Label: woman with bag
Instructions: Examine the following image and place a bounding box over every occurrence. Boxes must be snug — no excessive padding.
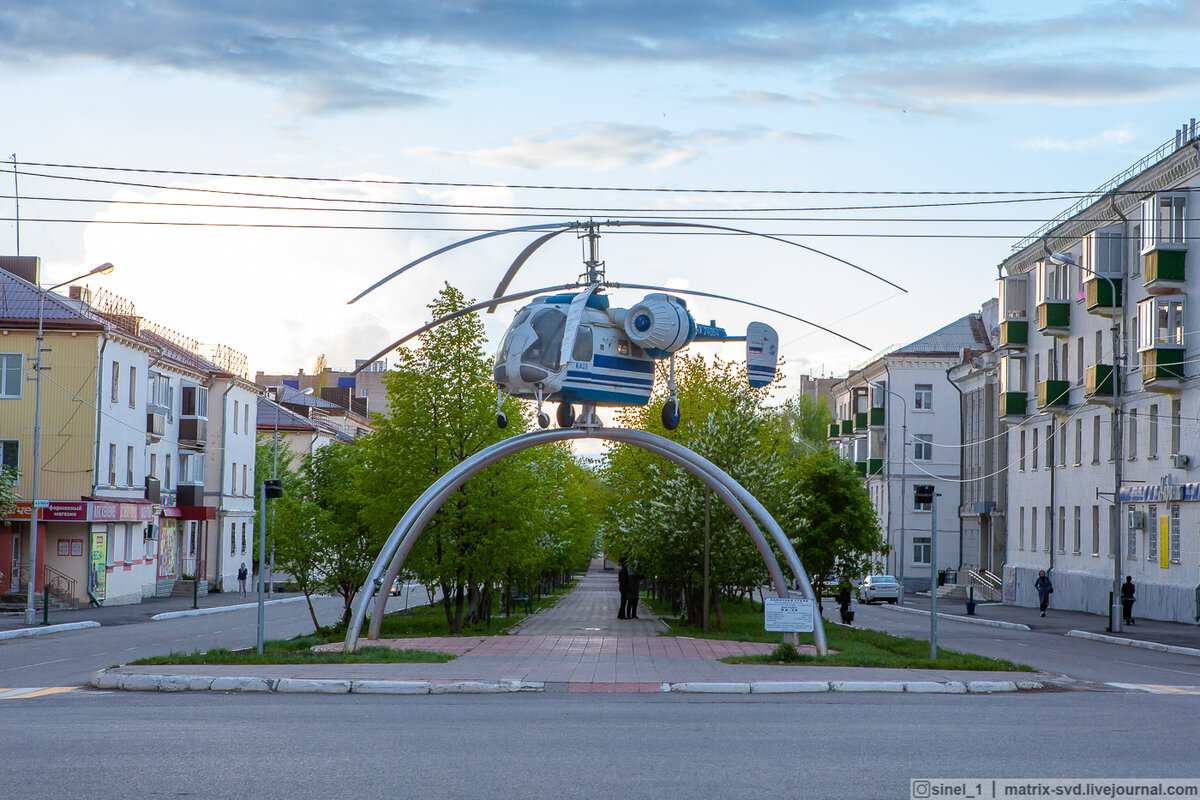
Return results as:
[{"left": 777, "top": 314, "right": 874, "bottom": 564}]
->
[{"left": 1034, "top": 569, "right": 1053, "bottom": 617}]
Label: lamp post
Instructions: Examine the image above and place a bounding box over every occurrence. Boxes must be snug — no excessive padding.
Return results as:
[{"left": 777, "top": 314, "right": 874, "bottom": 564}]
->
[
  {"left": 25, "top": 262, "right": 114, "bottom": 625},
  {"left": 1049, "top": 251, "right": 1123, "bottom": 632},
  {"left": 868, "top": 379, "right": 908, "bottom": 604}
]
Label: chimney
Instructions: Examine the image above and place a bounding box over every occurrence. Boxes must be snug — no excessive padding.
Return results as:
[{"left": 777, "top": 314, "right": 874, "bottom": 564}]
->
[{"left": 0, "top": 255, "right": 40, "bottom": 283}]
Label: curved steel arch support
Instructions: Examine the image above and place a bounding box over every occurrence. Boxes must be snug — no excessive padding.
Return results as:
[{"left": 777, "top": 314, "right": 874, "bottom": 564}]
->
[
  {"left": 345, "top": 428, "right": 827, "bottom": 654},
  {"left": 366, "top": 434, "right": 789, "bottom": 641}
]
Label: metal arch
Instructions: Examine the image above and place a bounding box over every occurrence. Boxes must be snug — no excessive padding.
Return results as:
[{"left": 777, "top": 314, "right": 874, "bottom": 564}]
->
[
  {"left": 365, "top": 432, "right": 788, "bottom": 642},
  {"left": 344, "top": 427, "right": 827, "bottom": 655}
]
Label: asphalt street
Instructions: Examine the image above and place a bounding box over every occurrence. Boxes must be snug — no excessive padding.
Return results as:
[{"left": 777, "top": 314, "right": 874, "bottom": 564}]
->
[{"left": 1, "top": 689, "right": 1195, "bottom": 800}]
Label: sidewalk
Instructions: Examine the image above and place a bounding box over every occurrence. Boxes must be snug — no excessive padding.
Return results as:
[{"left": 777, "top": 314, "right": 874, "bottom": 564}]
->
[
  {"left": 93, "top": 559, "right": 1060, "bottom": 695},
  {"left": 891, "top": 593, "right": 1200, "bottom": 651}
]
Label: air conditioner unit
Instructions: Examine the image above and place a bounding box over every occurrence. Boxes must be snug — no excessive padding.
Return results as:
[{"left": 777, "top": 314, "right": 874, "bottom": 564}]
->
[
  {"left": 1129, "top": 510, "right": 1146, "bottom": 531},
  {"left": 1172, "top": 453, "right": 1190, "bottom": 470}
]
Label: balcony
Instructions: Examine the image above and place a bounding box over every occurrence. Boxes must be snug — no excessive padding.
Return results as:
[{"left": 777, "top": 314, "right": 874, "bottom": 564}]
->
[
  {"left": 1000, "top": 391, "right": 1027, "bottom": 420},
  {"left": 1084, "top": 364, "right": 1117, "bottom": 402},
  {"left": 1036, "top": 301, "right": 1070, "bottom": 335},
  {"left": 1084, "top": 277, "right": 1122, "bottom": 316},
  {"left": 827, "top": 422, "right": 839, "bottom": 440},
  {"left": 1143, "top": 248, "right": 1186, "bottom": 295},
  {"left": 998, "top": 320, "right": 1028, "bottom": 349},
  {"left": 1141, "top": 347, "right": 1185, "bottom": 391},
  {"left": 1036, "top": 379, "right": 1070, "bottom": 410},
  {"left": 854, "top": 460, "right": 868, "bottom": 477},
  {"left": 854, "top": 411, "right": 868, "bottom": 432},
  {"left": 868, "top": 457, "right": 883, "bottom": 475},
  {"left": 146, "top": 411, "right": 166, "bottom": 440},
  {"left": 179, "top": 417, "right": 207, "bottom": 449},
  {"left": 869, "top": 407, "right": 885, "bottom": 427},
  {"left": 840, "top": 419, "right": 853, "bottom": 436},
  {"left": 177, "top": 483, "right": 205, "bottom": 507}
]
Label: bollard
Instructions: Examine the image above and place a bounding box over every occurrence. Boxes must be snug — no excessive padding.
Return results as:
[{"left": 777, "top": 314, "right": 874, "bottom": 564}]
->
[
  {"left": 193, "top": 577, "right": 199, "bottom": 610},
  {"left": 965, "top": 585, "right": 976, "bottom": 616}
]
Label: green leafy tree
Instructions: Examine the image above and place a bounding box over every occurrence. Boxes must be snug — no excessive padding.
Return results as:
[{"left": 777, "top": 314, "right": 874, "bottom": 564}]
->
[
  {"left": 0, "top": 466, "right": 17, "bottom": 521},
  {"left": 778, "top": 393, "right": 834, "bottom": 453}
]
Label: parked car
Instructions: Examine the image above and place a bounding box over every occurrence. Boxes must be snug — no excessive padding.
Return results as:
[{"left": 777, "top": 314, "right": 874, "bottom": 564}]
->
[{"left": 856, "top": 575, "right": 899, "bottom": 604}]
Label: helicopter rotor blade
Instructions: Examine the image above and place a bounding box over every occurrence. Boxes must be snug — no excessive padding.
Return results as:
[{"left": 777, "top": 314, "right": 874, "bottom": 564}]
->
[
  {"left": 348, "top": 222, "right": 574, "bottom": 305},
  {"left": 351, "top": 282, "right": 581, "bottom": 375},
  {"left": 606, "top": 281, "right": 871, "bottom": 351},
  {"left": 487, "top": 228, "right": 574, "bottom": 313},
  {"left": 606, "top": 219, "right": 906, "bottom": 294}
]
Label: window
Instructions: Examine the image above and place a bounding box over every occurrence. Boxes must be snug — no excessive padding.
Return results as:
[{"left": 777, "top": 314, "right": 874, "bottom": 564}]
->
[
  {"left": 0, "top": 440, "right": 18, "bottom": 478},
  {"left": 1031, "top": 506, "right": 1038, "bottom": 552},
  {"left": 1076, "top": 337, "right": 1084, "bottom": 382},
  {"left": 106, "top": 523, "right": 115, "bottom": 566},
  {"left": 912, "top": 537, "right": 931, "bottom": 566},
  {"left": 1149, "top": 404, "right": 1158, "bottom": 459},
  {"left": 1128, "top": 409, "right": 1138, "bottom": 460},
  {"left": 241, "top": 523, "right": 247, "bottom": 554},
  {"left": 1137, "top": 296, "right": 1186, "bottom": 350},
  {"left": 1045, "top": 507, "right": 1053, "bottom": 553},
  {"left": 123, "top": 524, "right": 133, "bottom": 564},
  {"left": 1032, "top": 429, "right": 1039, "bottom": 470},
  {"left": 1074, "top": 419, "right": 1082, "bottom": 466},
  {"left": 914, "top": 485, "right": 932, "bottom": 512},
  {"left": 0, "top": 353, "right": 21, "bottom": 398},
  {"left": 129, "top": 366, "right": 136, "bottom": 408},
  {"left": 1018, "top": 429, "right": 1026, "bottom": 471},
  {"left": 108, "top": 443, "right": 117, "bottom": 486},
  {"left": 179, "top": 452, "right": 204, "bottom": 484},
  {"left": 914, "top": 384, "right": 932, "bottom": 410},
  {"left": 231, "top": 462, "right": 237, "bottom": 494},
  {"left": 234, "top": 400, "right": 240, "bottom": 434},
  {"left": 1019, "top": 507, "right": 1025, "bottom": 551},
  {"left": 188, "top": 521, "right": 196, "bottom": 556},
  {"left": 181, "top": 385, "right": 209, "bottom": 418},
  {"left": 1148, "top": 504, "right": 1158, "bottom": 562},
  {"left": 149, "top": 452, "right": 157, "bottom": 481},
  {"left": 913, "top": 434, "right": 932, "bottom": 462},
  {"left": 165, "top": 379, "right": 174, "bottom": 422},
  {"left": 1073, "top": 506, "right": 1081, "bottom": 554},
  {"left": 1127, "top": 506, "right": 1137, "bottom": 560},
  {"left": 1140, "top": 194, "right": 1187, "bottom": 251},
  {"left": 111, "top": 361, "right": 120, "bottom": 403},
  {"left": 1092, "top": 506, "right": 1100, "bottom": 557},
  {"left": 1092, "top": 415, "right": 1101, "bottom": 465},
  {"left": 1058, "top": 422, "right": 1066, "bottom": 468},
  {"left": 242, "top": 464, "right": 248, "bottom": 496},
  {"left": 244, "top": 404, "right": 250, "bottom": 434},
  {"left": 1058, "top": 507, "right": 1066, "bottom": 554},
  {"left": 1037, "top": 257, "right": 1070, "bottom": 302},
  {"left": 1171, "top": 399, "right": 1182, "bottom": 455},
  {"left": 165, "top": 454, "right": 172, "bottom": 489},
  {"left": 1130, "top": 224, "right": 1142, "bottom": 276},
  {"left": 230, "top": 522, "right": 237, "bottom": 556},
  {"left": 1170, "top": 505, "right": 1181, "bottom": 563},
  {"left": 126, "top": 445, "right": 134, "bottom": 487}
]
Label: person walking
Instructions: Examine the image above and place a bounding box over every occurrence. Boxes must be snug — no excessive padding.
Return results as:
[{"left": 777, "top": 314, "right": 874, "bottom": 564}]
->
[
  {"left": 1034, "top": 569, "right": 1053, "bottom": 617},
  {"left": 617, "top": 558, "right": 630, "bottom": 619},
  {"left": 626, "top": 565, "right": 641, "bottom": 620},
  {"left": 835, "top": 580, "right": 854, "bottom": 625},
  {"left": 1121, "top": 576, "right": 1136, "bottom": 626},
  {"left": 237, "top": 562, "right": 248, "bottom": 599}
]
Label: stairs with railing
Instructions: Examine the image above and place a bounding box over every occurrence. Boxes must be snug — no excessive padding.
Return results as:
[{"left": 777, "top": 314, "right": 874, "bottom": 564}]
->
[
  {"left": 967, "top": 568, "right": 1003, "bottom": 602},
  {"left": 2, "top": 564, "right": 79, "bottom": 610}
]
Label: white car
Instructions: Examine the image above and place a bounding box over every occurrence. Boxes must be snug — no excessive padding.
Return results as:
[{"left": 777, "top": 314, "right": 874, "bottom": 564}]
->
[{"left": 856, "top": 575, "right": 900, "bottom": 604}]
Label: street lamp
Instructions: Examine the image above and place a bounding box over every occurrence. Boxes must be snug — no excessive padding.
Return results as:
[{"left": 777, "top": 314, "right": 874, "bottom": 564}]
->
[
  {"left": 25, "top": 262, "right": 114, "bottom": 625},
  {"left": 868, "top": 379, "right": 908, "bottom": 604},
  {"left": 1048, "top": 251, "right": 1124, "bottom": 632}
]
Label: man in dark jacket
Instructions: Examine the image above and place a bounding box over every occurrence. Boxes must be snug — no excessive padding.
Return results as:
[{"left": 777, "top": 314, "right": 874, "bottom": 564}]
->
[
  {"left": 1121, "top": 576, "right": 1136, "bottom": 625},
  {"left": 617, "top": 558, "right": 630, "bottom": 619},
  {"left": 626, "top": 565, "right": 641, "bottom": 619}
]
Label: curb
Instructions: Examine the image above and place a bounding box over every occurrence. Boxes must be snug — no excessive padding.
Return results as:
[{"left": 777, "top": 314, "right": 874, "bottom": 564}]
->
[
  {"left": 150, "top": 595, "right": 316, "bottom": 621},
  {"left": 91, "top": 669, "right": 1047, "bottom": 696},
  {"left": 0, "top": 621, "right": 100, "bottom": 640},
  {"left": 1065, "top": 630, "right": 1200, "bottom": 658},
  {"left": 877, "top": 604, "right": 1032, "bottom": 631}
]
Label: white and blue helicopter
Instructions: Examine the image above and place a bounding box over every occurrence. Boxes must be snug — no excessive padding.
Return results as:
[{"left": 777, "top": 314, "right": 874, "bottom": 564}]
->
[{"left": 351, "top": 220, "right": 900, "bottom": 430}]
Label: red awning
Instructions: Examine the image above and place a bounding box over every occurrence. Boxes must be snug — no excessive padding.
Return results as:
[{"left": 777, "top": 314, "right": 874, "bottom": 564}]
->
[
  {"left": 177, "top": 506, "right": 216, "bottom": 521},
  {"left": 160, "top": 507, "right": 183, "bottom": 518}
]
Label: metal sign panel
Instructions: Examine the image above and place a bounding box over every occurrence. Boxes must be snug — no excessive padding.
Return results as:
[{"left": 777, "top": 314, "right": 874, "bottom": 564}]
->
[{"left": 764, "top": 597, "right": 815, "bottom": 632}]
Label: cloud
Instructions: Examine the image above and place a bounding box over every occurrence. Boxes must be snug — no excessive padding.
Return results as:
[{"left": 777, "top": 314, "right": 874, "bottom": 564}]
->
[
  {"left": 712, "top": 90, "right": 826, "bottom": 107},
  {"left": 1021, "top": 127, "right": 1139, "bottom": 152}
]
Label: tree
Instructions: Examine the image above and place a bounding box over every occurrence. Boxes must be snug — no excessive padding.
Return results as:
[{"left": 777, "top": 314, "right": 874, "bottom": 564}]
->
[
  {"left": 778, "top": 393, "right": 834, "bottom": 453},
  {"left": 0, "top": 466, "right": 17, "bottom": 521}
]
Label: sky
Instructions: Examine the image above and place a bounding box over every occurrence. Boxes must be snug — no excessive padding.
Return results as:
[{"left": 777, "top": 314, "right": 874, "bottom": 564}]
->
[{"left": 3, "top": 0, "right": 1199, "bottom": 402}]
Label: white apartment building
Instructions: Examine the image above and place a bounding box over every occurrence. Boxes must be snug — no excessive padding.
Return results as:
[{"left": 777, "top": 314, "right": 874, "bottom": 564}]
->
[
  {"left": 829, "top": 311, "right": 989, "bottom": 592},
  {"left": 998, "top": 119, "right": 1200, "bottom": 623}
]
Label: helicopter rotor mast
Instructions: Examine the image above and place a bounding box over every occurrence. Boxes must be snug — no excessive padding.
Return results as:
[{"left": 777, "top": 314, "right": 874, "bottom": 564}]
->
[{"left": 579, "top": 220, "right": 605, "bottom": 286}]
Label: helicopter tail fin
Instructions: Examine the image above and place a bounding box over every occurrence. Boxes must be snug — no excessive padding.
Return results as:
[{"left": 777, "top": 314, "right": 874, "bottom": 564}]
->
[{"left": 746, "top": 322, "right": 778, "bottom": 388}]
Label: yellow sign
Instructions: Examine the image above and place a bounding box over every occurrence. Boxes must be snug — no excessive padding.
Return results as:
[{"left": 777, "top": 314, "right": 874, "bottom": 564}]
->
[{"left": 1158, "top": 515, "right": 1169, "bottom": 569}]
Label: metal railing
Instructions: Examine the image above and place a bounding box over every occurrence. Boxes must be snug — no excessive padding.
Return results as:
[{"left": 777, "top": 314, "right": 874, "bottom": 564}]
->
[
  {"left": 967, "top": 568, "right": 1003, "bottom": 602},
  {"left": 43, "top": 565, "right": 78, "bottom": 610}
]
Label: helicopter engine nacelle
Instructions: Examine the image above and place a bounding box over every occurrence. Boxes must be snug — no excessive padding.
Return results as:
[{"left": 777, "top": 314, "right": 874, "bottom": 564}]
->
[{"left": 623, "top": 294, "right": 697, "bottom": 357}]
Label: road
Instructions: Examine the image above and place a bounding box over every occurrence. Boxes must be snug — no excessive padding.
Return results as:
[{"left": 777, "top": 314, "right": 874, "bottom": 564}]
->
[{"left": 1, "top": 689, "right": 1195, "bottom": 799}]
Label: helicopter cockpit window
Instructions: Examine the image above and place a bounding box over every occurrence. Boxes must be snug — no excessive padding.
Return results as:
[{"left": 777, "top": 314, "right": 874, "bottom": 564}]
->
[
  {"left": 496, "top": 307, "right": 531, "bottom": 366},
  {"left": 617, "top": 340, "right": 630, "bottom": 356},
  {"left": 572, "top": 325, "right": 593, "bottom": 362},
  {"left": 522, "top": 307, "right": 567, "bottom": 370}
]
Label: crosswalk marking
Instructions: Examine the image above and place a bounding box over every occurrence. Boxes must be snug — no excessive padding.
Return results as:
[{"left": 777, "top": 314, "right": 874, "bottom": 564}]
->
[
  {"left": 0, "top": 687, "right": 80, "bottom": 700},
  {"left": 1108, "top": 682, "right": 1200, "bottom": 695}
]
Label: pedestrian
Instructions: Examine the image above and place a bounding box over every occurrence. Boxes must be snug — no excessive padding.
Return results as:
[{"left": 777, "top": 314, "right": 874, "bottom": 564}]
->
[
  {"left": 626, "top": 565, "right": 641, "bottom": 620},
  {"left": 835, "top": 580, "right": 854, "bottom": 625},
  {"left": 1034, "top": 569, "right": 1053, "bottom": 617},
  {"left": 1121, "top": 576, "right": 1136, "bottom": 626},
  {"left": 237, "top": 562, "right": 248, "bottom": 599},
  {"left": 617, "top": 558, "right": 630, "bottom": 619}
]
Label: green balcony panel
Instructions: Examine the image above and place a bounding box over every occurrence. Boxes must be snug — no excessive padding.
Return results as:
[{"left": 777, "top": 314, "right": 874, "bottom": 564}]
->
[
  {"left": 1000, "top": 319, "right": 1028, "bottom": 347},
  {"left": 1084, "top": 278, "right": 1122, "bottom": 314},
  {"left": 1085, "top": 363, "right": 1116, "bottom": 397},
  {"left": 1000, "top": 392, "right": 1027, "bottom": 417},
  {"left": 868, "top": 458, "right": 884, "bottom": 475},
  {"left": 1037, "top": 301, "right": 1070, "bottom": 332},
  {"left": 869, "top": 407, "right": 885, "bottom": 427},
  {"left": 1144, "top": 248, "right": 1186, "bottom": 287},
  {"left": 840, "top": 419, "right": 853, "bottom": 436},
  {"left": 1143, "top": 347, "right": 1185, "bottom": 384},
  {"left": 854, "top": 411, "right": 868, "bottom": 431},
  {"left": 1037, "top": 379, "right": 1070, "bottom": 408},
  {"left": 828, "top": 422, "right": 840, "bottom": 439},
  {"left": 855, "top": 461, "right": 868, "bottom": 477}
]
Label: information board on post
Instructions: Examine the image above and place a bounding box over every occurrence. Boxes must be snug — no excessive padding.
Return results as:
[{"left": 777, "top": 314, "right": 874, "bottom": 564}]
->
[{"left": 764, "top": 597, "right": 815, "bottom": 632}]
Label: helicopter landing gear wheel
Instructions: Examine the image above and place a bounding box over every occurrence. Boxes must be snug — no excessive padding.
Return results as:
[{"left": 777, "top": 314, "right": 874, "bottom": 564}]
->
[
  {"left": 556, "top": 403, "right": 575, "bottom": 428},
  {"left": 537, "top": 411, "right": 551, "bottom": 429},
  {"left": 662, "top": 398, "right": 680, "bottom": 430},
  {"left": 496, "top": 412, "right": 507, "bottom": 429}
]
